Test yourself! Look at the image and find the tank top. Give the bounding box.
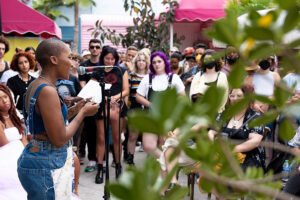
[4,127,22,143]
[24,84,68,135]
[252,71,274,96]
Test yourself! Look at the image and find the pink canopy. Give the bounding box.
[174,0,226,22]
[1,0,62,39]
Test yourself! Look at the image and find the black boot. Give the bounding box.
[115,163,122,178]
[127,153,135,165]
[95,164,104,184]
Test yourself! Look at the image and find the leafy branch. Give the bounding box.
[89,0,182,52]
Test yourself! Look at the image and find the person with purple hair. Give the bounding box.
[136,52,185,159]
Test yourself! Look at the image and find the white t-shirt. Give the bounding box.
[137,73,185,99]
[0,70,39,83]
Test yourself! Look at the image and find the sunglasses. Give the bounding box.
[89,45,101,49]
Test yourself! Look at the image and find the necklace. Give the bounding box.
[39,75,56,88]
[232,114,245,128]
[3,114,9,119]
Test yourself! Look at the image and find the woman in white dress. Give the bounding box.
[0,84,28,200]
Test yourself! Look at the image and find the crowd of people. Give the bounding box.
[0,34,299,199]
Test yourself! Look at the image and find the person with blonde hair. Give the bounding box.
[126,50,150,165]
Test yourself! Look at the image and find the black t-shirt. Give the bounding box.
[79,59,99,83]
[7,74,35,111]
[56,74,82,98]
[91,66,126,96]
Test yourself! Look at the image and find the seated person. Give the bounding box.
[208,85,266,171]
[0,85,28,199]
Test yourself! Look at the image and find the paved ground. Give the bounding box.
[78,146,215,200]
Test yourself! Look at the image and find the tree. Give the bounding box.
[107,0,300,199]
[90,0,182,53]
[32,0,70,21]
[63,0,96,53]
[33,0,96,53]
[225,0,276,16]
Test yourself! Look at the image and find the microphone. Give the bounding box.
[77,66,114,75]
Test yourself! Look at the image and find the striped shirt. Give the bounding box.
[129,73,146,106]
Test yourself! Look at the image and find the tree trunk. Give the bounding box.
[72,0,79,53]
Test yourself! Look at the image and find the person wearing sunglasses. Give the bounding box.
[77,39,102,173]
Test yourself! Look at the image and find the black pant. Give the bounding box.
[284,172,300,196]
[82,116,97,161]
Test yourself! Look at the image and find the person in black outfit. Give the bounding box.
[78,39,102,172]
[7,52,35,112]
[208,85,266,171]
[93,46,129,184]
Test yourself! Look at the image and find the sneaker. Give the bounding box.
[139,145,144,152]
[85,160,96,172]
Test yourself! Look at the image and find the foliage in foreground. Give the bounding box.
[108,0,300,199]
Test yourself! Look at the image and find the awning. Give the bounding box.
[1,0,62,39]
[174,0,226,22]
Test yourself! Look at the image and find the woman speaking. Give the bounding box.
[17,39,98,199]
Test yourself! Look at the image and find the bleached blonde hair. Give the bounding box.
[132,51,150,74]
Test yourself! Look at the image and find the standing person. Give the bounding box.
[70,53,83,78]
[170,53,183,76]
[25,47,40,78]
[17,39,98,199]
[194,43,208,56]
[79,39,102,172]
[81,49,91,61]
[243,62,259,87]
[0,85,28,200]
[190,50,229,112]
[93,46,129,184]
[126,51,150,165]
[222,46,239,76]
[119,46,138,72]
[252,59,281,114]
[136,52,185,159]
[180,49,199,96]
[7,52,36,113]
[0,36,10,81]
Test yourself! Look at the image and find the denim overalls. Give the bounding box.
[17,84,74,200]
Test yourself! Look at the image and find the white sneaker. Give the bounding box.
[139,145,144,152]
[84,160,96,172]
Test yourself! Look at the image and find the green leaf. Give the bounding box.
[206,13,238,46]
[273,85,292,107]
[249,110,278,127]
[279,118,295,141]
[128,110,163,135]
[164,185,189,200]
[228,60,246,88]
[276,0,297,9]
[109,184,132,199]
[248,43,278,61]
[254,94,276,106]
[283,7,300,33]
[289,38,300,49]
[221,94,253,121]
[245,26,275,40]
[198,86,226,120]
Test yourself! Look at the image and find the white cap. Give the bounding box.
[82,50,91,57]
